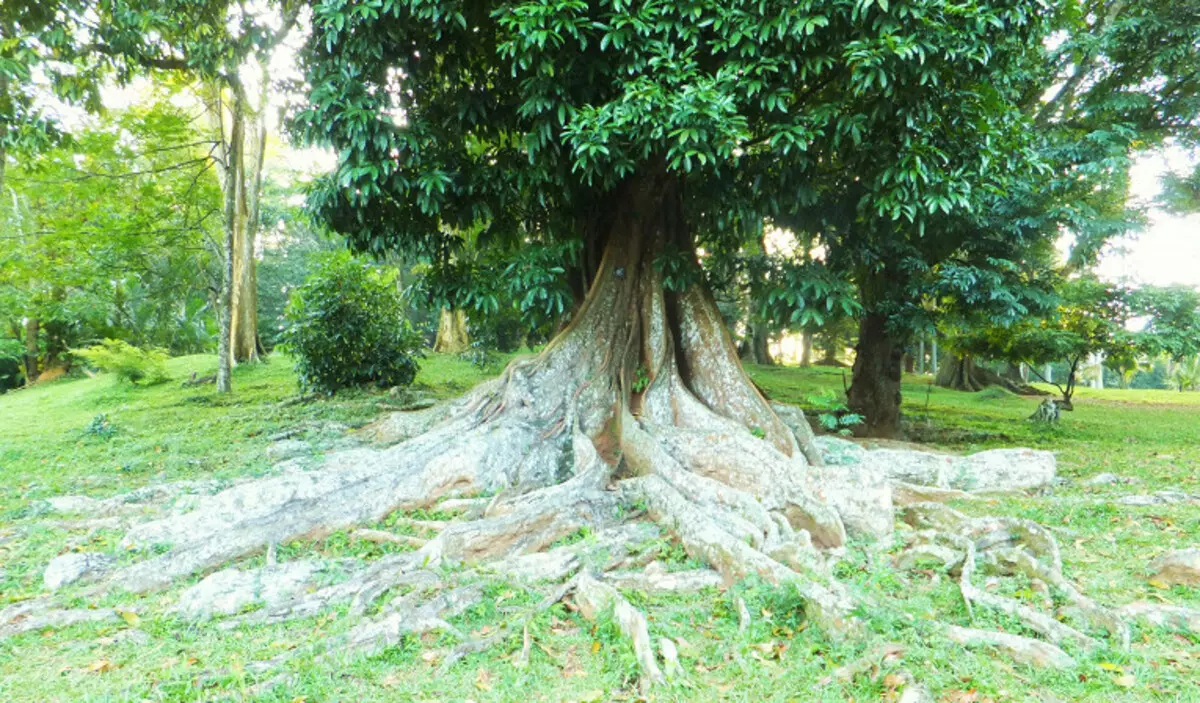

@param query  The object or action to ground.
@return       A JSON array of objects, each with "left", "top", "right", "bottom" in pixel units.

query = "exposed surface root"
[
  {"left": 1117, "top": 602, "right": 1200, "bottom": 634},
  {"left": 575, "top": 572, "right": 665, "bottom": 687},
  {"left": 943, "top": 625, "right": 1076, "bottom": 669},
  {"left": 0, "top": 601, "right": 119, "bottom": 640},
  {"left": 896, "top": 502, "right": 1143, "bottom": 662}
]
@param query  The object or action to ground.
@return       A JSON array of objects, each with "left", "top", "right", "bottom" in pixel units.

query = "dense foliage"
[
  {"left": 0, "top": 98, "right": 221, "bottom": 381},
  {"left": 282, "top": 251, "right": 423, "bottom": 393},
  {"left": 72, "top": 339, "right": 170, "bottom": 385}
]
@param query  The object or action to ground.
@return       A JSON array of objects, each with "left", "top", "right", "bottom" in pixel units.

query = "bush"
[
  {"left": 72, "top": 339, "right": 169, "bottom": 384},
  {"left": 282, "top": 251, "right": 423, "bottom": 393}
]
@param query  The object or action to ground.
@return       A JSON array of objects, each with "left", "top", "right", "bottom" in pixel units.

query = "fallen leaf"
[
  {"left": 117, "top": 609, "right": 140, "bottom": 627},
  {"left": 883, "top": 673, "right": 906, "bottom": 689},
  {"left": 87, "top": 659, "right": 114, "bottom": 673},
  {"left": 1114, "top": 673, "right": 1136, "bottom": 688},
  {"left": 940, "top": 690, "right": 980, "bottom": 703},
  {"left": 380, "top": 673, "right": 402, "bottom": 687},
  {"left": 1098, "top": 662, "right": 1122, "bottom": 672},
  {"left": 591, "top": 641, "right": 601, "bottom": 654},
  {"left": 577, "top": 690, "right": 605, "bottom": 702},
  {"left": 1147, "top": 579, "right": 1171, "bottom": 590},
  {"left": 474, "top": 668, "right": 492, "bottom": 692}
]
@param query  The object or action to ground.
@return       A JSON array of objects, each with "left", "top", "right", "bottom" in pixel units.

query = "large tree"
[
  {"left": 280, "top": 0, "right": 1052, "bottom": 626},
  {"left": 8, "top": 4, "right": 1152, "bottom": 685}
]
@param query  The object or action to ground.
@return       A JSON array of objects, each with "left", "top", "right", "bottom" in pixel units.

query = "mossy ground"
[{"left": 0, "top": 356, "right": 1196, "bottom": 702}]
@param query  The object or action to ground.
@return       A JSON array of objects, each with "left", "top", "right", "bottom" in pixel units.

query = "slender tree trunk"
[
  {"left": 22, "top": 317, "right": 39, "bottom": 386},
  {"left": 214, "top": 87, "right": 244, "bottom": 394},
  {"left": 800, "top": 331, "right": 813, "bottom": 366},
  {"left": 847, "top": 310, "right": 905, "bottom": 438},
  {"left": 433, "top": 308, "right": 470, "bottom": 353},
  {"left": 229, "top": 80, "right": 266, "bottom": 363},
  {"left": 0, "top": 72, "right": 8, "bottom": 197}
]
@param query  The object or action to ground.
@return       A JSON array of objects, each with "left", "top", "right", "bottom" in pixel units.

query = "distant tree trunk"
[
  {"left": 800, "top": 331, "right": 813, "bottom": 366},
  {"left": 938, "top": 355, "right": 1049, "bottom": 396},
  {"left": 229, "top": 106, "right": 264, "bottom": 363},
  {"left": 936, "top": 355, "right": 986, "bottom": 392},
  {"left": 847, "top": 310, "right": 904, "bottom": 438},
  {"left": 815, "top": 334, "right": 845, "bottom": 367},
  {"left": 903, "top": 354, "right": 915, "bottom": 374},
  {"left": 0, "top": 73, "right": 7, "bottom": 196},
  {"left": 22, "top": 317, "right": 39, "bottom": 386},
  {"left": 433, "top": 308, "right": 470, "bottom": 353},
  {"left": 213, "top": 84, "right": 244, "bottom": 394},
  {"left": 229, "top": 65, "right": 268, "bottom": 364},
  {"left": 741, "top": 321, "right": 774, "bottom": 365}
]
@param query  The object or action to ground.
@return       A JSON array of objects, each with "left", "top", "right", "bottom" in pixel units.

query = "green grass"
[{"left": 0, "top": 356, "right": 1196, "bottom": 702}]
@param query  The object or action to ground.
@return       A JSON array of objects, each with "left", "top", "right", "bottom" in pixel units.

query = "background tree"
[
  {"left": 831, "top": 0, "right": 1200, "bottom": 434},
  {"left": 953, "top": 276, "right": 1140, "bottom": 409},
  {"left": 0, "top": 98, "right": 221, "bottom": 383},
  {"left": 83, "top": 0, "right": 302, "bottom": 390}
]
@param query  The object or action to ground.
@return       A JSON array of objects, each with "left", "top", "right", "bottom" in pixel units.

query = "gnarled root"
[
  {"left": 575, "top": 572, "right": 665, "bottom": 688},
  {"left": 943, "top": 625, "right": 1076, "bottom": 669},
  {"left": 896, "top": 502, "right": 1139, "bottom": 666}
]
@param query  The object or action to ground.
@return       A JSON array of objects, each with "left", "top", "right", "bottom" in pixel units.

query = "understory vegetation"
[{"left": 0, "top": 356, "right": 1195, "bottom": 702}]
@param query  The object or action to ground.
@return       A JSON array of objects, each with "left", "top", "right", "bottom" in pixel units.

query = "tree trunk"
[
  {"left": 800, "top": 331, "right": 813, "bottom": 366},
  {"left": 742, "top": 321, "right": 774, "bottom": 366},
  {"left": 229, "top": 82, "right": 266, "bottom": 364},
  {"left": 433, "top": 308, "right": 470, "bottom": 354},
  {"left": 904, "top": 354, "right": 915, "bottom": 374},
  {"left": 937, "top": 355, "right": 1049, "bottom": 396},
  {"left": 815, "top": 336, "right": 844, "bottom": 367},
  {"left": 22, "top": 317, "right": 39, "bottom": 386},
  {"left": 214, "top": 86, "right": 243, "bottom": 394},
  {"left": 936, "top": 355, "right": 985, "bottom": 392},
  {"left": 847, "top": 311, "right": 904, "bottom": 438}
]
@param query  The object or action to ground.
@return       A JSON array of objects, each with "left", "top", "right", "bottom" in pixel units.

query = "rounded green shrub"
[{"left": 282, "top": 251, "right": 422, "bottom": 393}]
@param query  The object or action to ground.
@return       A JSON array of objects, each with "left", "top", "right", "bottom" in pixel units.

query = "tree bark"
[
  {"left": 742, "top": 321, "right": 774, "bottom": 366},
  {"left": 846, "top": 311, "right": 904, "bottom": 438},
  {"left": 433, "top": 308, "right": 470, "bottom": 354},
  {"left": 214, "top": 86, "right": 243, "bottom": 394},
  {"left": 22, "top": 317, "right": 39, "bottom": 386},
  {"left": 800, "top": 331, "right": 813, "bottom": 366},
  {"left": 229, "top": 68, "right": 267, "bottom": 364}
]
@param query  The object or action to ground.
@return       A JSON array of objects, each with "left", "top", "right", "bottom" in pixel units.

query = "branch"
[{"left": 10, "top": 158, "right": 213, "bottom": 185}]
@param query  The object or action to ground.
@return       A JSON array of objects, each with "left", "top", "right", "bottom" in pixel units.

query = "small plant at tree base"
[
  {"left": 82, "top": 413, "right": 117, "bottom": 440},
  {"left": 281, "top": 251, "right": 423, "bottom": 394},
  {"left": 632, "top": 366, "right": 650, "bottom": 393},
  {"left": 71, "top": 339, "right": 169, "bottom": 385},
  {"left": 806, "top": 390, "right": 864, "bottom": 436}
]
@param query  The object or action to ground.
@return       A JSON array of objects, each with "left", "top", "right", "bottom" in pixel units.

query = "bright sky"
[{"left": 1095, "top": 149, "right": 1200, "bottom": 288}]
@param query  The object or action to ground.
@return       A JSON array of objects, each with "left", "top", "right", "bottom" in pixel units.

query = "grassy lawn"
[{"left": 0, "top": 355, "right": 1196, "bottom": 702}]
